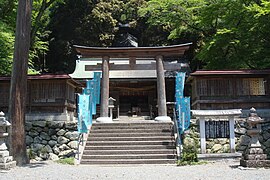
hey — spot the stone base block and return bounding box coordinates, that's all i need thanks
[0,156,13,163]
[96,117,113,123]
[155,116,172,122]
[0,150,9,157]
[240,159,270,168]
[245,148,264,154]
[244,154,267,160]
[26,112,76,121]
[0,161,16,170]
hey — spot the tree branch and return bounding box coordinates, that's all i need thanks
[30,0,56,48]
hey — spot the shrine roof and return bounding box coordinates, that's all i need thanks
[74,43,192,58]
[0,74,82,86]
[0,74,71,81]
[190,69,270,76]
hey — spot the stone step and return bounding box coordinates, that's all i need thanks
[90,129,173,133]
[82,154,176,160]
[81,121,176,165]
[80,159,176,165]
[84,145,176,150]
[92,122,173,127]
[83,149,176,155]
[91,126,172,130]
[89,132,173,137]
[87,136,174,141]
[86,140,175,146]
[91,124,172,130]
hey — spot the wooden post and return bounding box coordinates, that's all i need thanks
[8,0,32,165]
[199,116,206,154]
[229,116,236,153]
[155,55,171,121]
[96,56,112,123]
[100,56,109,117]
[129,57,136,70]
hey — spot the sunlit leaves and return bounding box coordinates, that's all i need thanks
[141,0,270,70]
[0,21,14,75]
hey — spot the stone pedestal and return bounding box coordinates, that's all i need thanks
[155,116,171,122]
[0,151,16,169]
[240,108,270,168]
[0,112,16,169]
[96,117,113,123]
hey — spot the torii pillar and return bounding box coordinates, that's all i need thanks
[155,55,171,121]
[96,56,113,123]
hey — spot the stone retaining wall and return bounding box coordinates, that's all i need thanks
[25,118,270,160]
[25,121,79,161]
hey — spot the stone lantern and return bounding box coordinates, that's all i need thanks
[108,97,116,120]
[0,112,16,169]
[240,108,270,168]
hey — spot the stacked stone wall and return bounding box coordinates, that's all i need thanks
[25,120,79,161]
[24,118,270,160]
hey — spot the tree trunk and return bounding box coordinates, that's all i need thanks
[8,0,32,166]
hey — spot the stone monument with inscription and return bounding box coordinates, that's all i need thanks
[240,108,270,168]
[0,112,16,169]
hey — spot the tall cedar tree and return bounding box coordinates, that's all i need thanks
[8,0,32,165]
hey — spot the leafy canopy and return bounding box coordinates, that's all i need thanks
[140,0,270,70]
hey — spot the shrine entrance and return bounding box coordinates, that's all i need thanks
[71,43,192,122]
[119,95,149,116]
[110,80,156,118]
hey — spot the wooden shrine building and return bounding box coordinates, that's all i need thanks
[0,74,81,121]
[188,70,270,118]
[70,43,192,122]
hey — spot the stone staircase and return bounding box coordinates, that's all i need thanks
[80,121,176,165]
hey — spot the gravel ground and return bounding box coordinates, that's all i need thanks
[1,159,270,180]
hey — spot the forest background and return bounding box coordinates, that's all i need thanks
[0,0,269,75]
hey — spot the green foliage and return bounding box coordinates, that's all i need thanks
[0,0,17,28]
[27,148,36,159]
[177,122,204,166]
[140,0,270,70]
[179,133,199,165]
[0,0,58,74]
[30,0,60,72]
[0,0,17,75]
[46,0,169,73]
[4,0,268,73]
[0,21,14,75]
[56,157,74,165]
